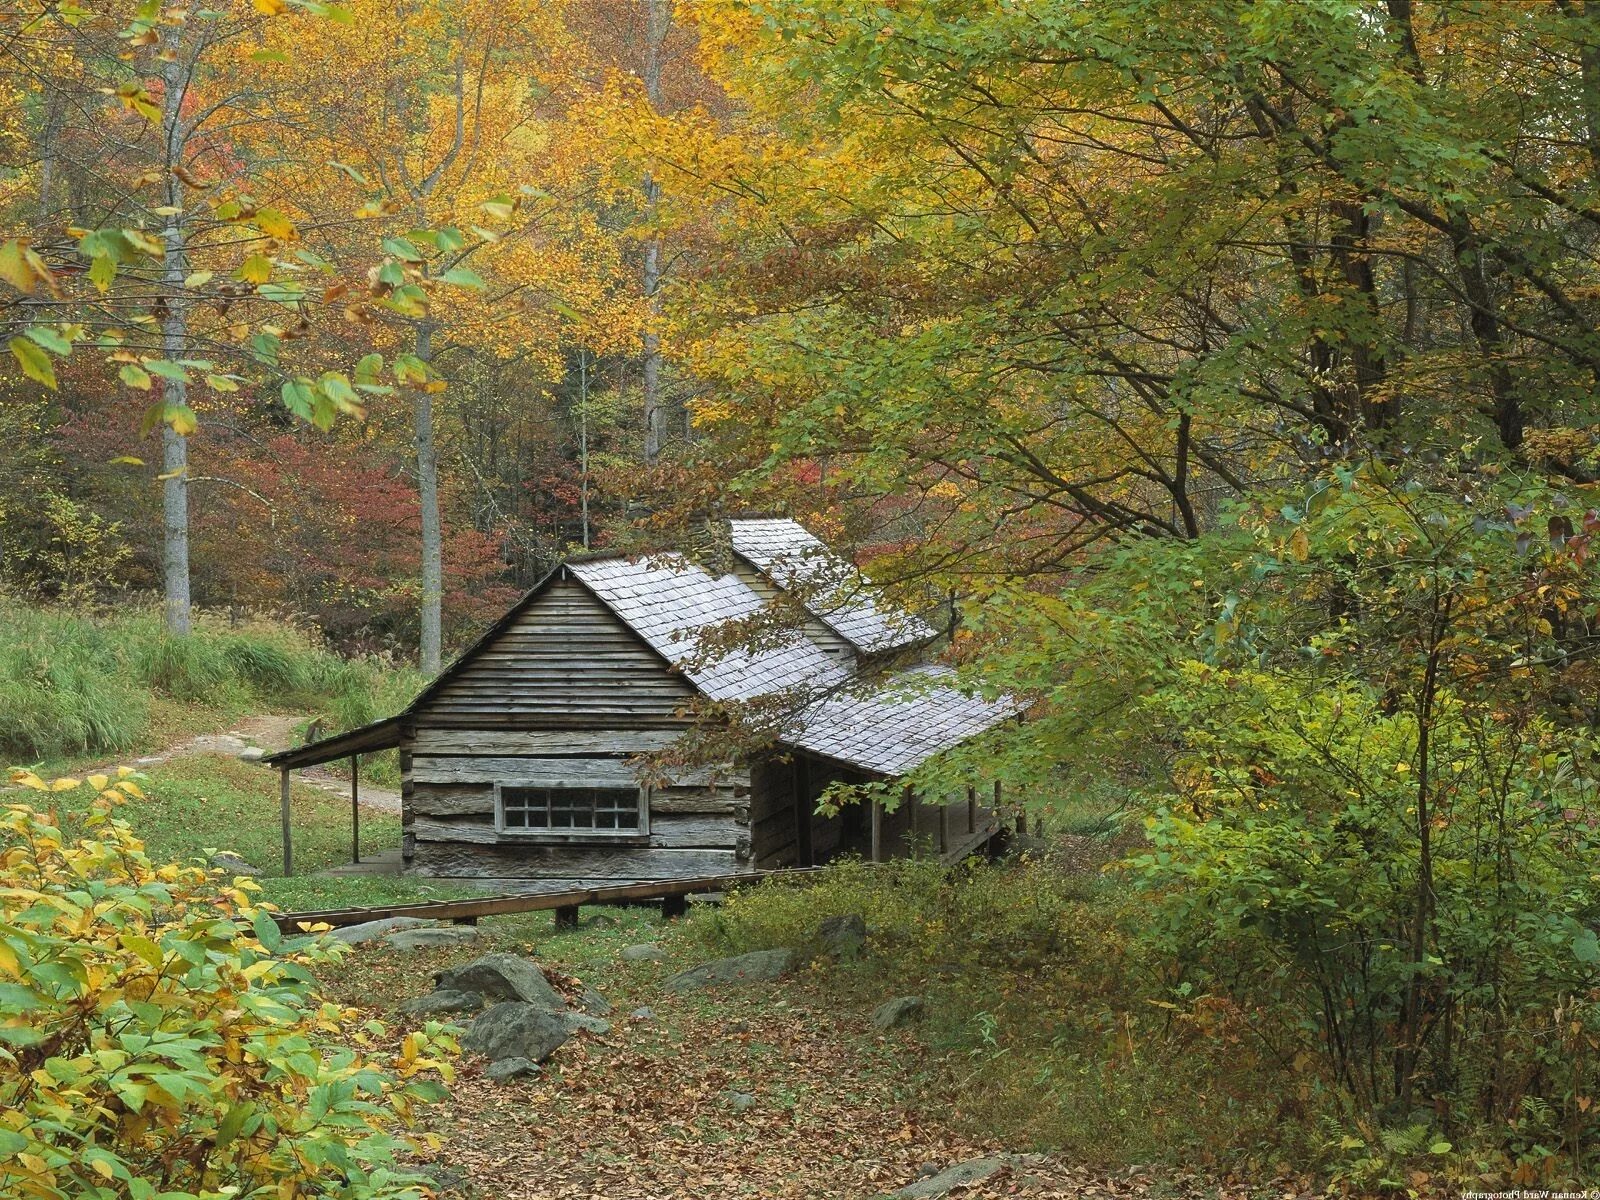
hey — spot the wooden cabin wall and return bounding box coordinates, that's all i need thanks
[750,754,996,869]
[750,755,870,869]
[402,577,752,885]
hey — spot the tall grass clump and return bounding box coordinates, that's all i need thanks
[0,600,424,765]
[0,606,148,759]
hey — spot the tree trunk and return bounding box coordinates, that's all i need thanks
[640,0,671,464]
[159,34,191,636]
[415,320,443,675]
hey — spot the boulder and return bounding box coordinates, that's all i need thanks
[462,1002,575,1064]
[564,1013,612,1036]
[484,1056,541,1083]
[576,984,612,1016]
[630,1006,656,1022]
[435,953,563,1009]
[398,989,483,1017]
[208,851,261,878]
[329,916,439,946]
[620,943,665,962]
[384,925,480,951]
[237,746,266,763]
[818,913,867,959]
[871,995,925,1031]
[664,948,794,993]
[722,1090,757,1114]
[895,1158,1014,1199]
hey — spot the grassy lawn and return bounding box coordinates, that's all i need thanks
[34,754,477,911]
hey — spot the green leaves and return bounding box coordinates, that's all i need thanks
[0,786,455,1200]
[9,337,57,389]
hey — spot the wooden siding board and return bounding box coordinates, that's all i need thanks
[408,578,696,728]
[409,842,743,879]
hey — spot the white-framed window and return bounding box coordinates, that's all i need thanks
[494,783,650,839]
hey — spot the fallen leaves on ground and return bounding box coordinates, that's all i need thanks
[341,944,1267,1200]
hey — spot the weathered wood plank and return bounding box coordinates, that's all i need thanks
[410,812,740,850]
[411,756,732,788]
[409,782,495,817]
[409,841,741,879]
[413,729,688,756]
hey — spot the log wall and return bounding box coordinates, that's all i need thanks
[403,575,752,883]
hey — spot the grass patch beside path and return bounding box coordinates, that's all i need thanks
[0,601,423,771]
[40,755,474,911]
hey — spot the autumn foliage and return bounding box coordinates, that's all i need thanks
[0,770,454,1200]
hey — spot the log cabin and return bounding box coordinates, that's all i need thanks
[265,519,1015,891]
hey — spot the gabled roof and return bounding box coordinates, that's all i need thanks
[271,535,1013,779]
[728,518,937,655]
[568,555,842,703]
[571,553,1012,776]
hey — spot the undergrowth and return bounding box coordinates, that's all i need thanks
[689,856,1577,1192]
[0,600,423,765]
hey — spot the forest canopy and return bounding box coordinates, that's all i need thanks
[4,0,1600,1187]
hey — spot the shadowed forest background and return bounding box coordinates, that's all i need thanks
[5,1,1600,1194]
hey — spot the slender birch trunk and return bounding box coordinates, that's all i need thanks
[160,33,192,635]
[640,0,670,464]
[415,320,443,674]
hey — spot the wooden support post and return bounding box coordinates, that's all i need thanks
[870,799,882,863]
[904,784,917,856]
[967,786,977,833]
[554,905,579,930]
[938,801,948,855]
[350,753,360,865]
[279,768,293,877]
[661,894,688,921]
[793,755,814,868]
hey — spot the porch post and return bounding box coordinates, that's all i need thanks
[870,798,882,863]
[351,753,360,865]
[279,768,293,876]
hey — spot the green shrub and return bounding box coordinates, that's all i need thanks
[0,770,454,1199]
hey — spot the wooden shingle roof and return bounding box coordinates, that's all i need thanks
[728,518,937,655]
[570,554,1013,777]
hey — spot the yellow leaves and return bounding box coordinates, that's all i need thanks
[253,0,288,13]
[1288,526,1310,562]
[239,254,273,284]
[0,939,19,979]
[9,338,57,390]
[0,240,55,295]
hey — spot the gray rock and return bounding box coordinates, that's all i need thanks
[895,1158,1014,1199]
[237,746,266,763]
[398,989,483,1016]
[871,995,925,1031]
[462,1002,575,1063]
[384,925,480,951]
[620,943,665,962]
[576,985,612,1016]
[818,913,867,958]
[208,851,262,878]
[723,1090,757,1113]
[484,1056,541,1083]
[329,916,440,946]
[726,1019,751,1035]
[563,1012,612,1036]
[435,953,562,1009]
[664,948,794,993]
[630,1006,655,1022]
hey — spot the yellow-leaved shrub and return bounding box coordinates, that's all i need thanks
[0,769,454,1200]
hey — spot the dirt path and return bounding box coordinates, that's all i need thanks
[339,938,1253,1200]
[119,713,403,814]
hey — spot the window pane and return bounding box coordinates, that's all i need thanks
[501,786,640,832]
